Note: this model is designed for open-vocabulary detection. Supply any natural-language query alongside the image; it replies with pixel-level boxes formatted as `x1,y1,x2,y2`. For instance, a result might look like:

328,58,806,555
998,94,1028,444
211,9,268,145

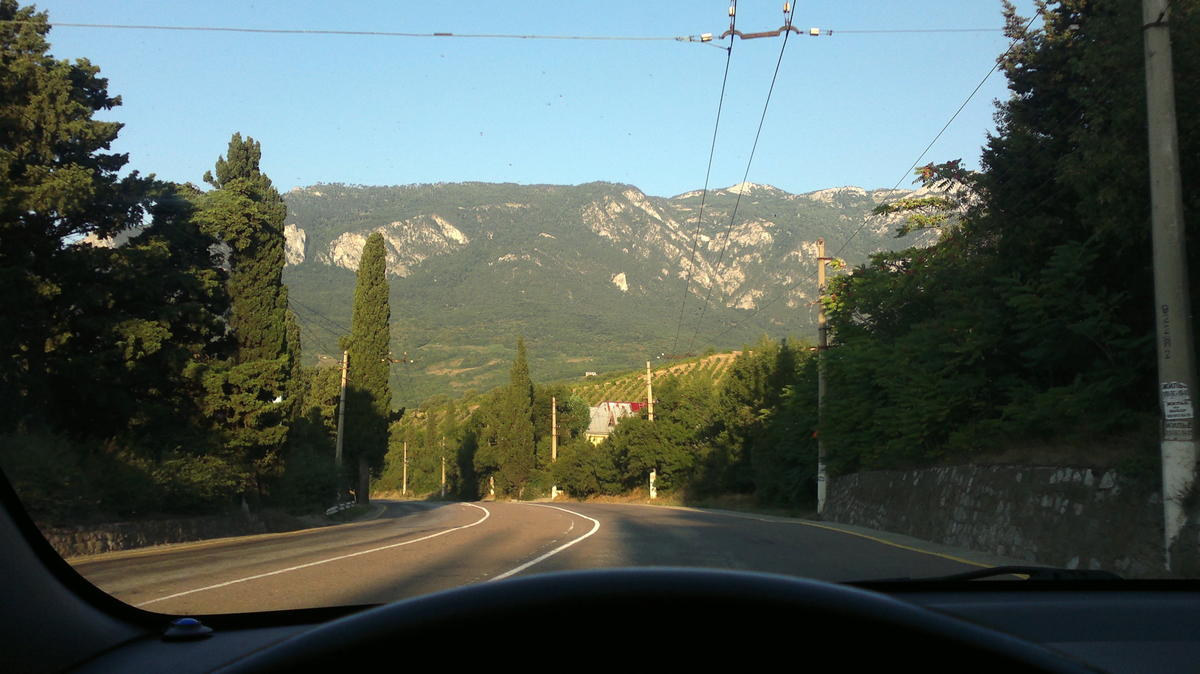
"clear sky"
32,1,1039,198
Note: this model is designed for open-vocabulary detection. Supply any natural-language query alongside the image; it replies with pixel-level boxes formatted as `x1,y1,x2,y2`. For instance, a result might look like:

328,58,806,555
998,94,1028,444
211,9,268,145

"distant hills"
281,180,924,408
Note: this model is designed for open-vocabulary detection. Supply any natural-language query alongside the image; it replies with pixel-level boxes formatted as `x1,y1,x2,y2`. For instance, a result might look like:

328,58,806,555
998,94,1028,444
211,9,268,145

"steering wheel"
217,568,1094,673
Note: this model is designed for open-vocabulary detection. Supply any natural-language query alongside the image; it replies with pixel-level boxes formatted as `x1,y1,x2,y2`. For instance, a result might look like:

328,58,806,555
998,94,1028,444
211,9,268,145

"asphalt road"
71,500,1026,614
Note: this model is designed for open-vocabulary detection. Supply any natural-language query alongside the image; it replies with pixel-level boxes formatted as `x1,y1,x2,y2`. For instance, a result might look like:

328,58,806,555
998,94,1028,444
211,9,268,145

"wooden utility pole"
646,362,654,422
335,350,349,501
440,439,446,499
1144,0,1198,570
816,239,829,515
402,441,408,498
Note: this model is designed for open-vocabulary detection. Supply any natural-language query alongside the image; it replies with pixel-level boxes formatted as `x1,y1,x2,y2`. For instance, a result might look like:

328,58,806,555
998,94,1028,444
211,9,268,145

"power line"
15,20,712,43
669,7,737,358
9,19,1006,40
686,8,794,355
292,312,340,357
694,10,1044,353
830,28,1003,34
287,296,351,336
826,9,1042,263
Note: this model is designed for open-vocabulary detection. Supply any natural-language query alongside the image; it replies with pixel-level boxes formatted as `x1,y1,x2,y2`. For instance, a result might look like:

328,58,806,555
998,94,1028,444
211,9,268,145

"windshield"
2,0,1195,615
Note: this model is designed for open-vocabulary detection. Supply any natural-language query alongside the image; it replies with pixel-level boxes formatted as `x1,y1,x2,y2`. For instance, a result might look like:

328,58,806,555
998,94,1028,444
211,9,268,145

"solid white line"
135,503,491,607
489,504,600,582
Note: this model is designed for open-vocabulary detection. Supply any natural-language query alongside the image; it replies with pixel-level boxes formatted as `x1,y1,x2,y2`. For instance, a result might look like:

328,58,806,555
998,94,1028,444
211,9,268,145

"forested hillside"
281,181,918,408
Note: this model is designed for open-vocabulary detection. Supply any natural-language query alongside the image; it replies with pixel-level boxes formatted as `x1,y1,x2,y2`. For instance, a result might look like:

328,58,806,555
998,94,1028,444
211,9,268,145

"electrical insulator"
809,27,820,36
701,33,713,42
729,1,736,17
783,3,791,12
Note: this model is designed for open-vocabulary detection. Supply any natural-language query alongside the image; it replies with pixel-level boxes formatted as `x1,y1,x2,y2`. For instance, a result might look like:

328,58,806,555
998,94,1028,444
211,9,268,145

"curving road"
71,500,1025,614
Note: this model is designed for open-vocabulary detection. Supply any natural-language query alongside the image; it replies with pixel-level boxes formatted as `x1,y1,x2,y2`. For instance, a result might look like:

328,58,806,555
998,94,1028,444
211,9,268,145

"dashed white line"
136,503,492,607
490,504,600,582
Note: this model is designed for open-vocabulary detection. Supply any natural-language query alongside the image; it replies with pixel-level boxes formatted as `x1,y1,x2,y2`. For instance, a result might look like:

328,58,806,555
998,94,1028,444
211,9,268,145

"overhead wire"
694,9,1044,353
17,20,1008,40
686,3,794,356
669,2,737,359
15,20,712,44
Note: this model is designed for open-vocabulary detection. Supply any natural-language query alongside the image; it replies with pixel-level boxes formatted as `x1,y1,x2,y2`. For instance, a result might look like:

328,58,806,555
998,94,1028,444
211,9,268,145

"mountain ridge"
280,180,922,407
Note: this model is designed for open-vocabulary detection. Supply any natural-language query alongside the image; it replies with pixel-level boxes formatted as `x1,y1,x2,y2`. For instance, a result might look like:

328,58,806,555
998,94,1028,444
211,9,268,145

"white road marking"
490,504,600,582
136,503,491,607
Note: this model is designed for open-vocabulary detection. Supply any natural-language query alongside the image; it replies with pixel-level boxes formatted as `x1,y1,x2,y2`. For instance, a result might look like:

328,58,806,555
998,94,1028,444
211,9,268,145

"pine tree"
342,232,392,504
0,1,153,429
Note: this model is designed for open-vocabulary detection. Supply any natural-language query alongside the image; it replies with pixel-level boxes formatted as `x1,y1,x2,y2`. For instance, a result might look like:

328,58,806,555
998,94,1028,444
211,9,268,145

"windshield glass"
2,0,1196,615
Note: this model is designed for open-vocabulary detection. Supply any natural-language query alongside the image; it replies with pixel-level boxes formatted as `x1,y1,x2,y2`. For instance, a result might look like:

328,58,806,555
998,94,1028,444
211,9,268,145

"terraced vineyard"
572,352,740,405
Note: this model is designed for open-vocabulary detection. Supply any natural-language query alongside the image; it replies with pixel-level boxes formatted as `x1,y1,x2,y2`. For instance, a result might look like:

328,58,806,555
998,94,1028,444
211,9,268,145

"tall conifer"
342,232,392,503
194,134,300,504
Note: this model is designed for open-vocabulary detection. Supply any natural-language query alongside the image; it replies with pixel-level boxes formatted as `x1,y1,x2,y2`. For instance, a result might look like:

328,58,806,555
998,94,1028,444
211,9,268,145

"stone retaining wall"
824,465,1166,578
39,512,305,559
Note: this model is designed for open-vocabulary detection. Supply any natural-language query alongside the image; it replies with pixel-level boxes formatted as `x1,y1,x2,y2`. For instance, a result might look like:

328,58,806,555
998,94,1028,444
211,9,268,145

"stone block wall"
39,512,301,558
823,465,1166,577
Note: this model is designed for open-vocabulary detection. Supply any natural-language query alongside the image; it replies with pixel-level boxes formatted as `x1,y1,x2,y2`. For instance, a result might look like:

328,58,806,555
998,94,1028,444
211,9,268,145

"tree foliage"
820,0,1197,474
341,232,392,500
0,1,154,430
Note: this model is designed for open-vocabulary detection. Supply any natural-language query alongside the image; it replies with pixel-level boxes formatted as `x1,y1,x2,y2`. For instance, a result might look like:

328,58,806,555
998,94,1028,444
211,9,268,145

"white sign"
1162,382,1195,420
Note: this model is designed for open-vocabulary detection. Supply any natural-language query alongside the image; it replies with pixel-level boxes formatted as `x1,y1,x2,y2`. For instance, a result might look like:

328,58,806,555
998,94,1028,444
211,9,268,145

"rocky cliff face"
280,180,932,403
317,214,470,277
284,180,924,313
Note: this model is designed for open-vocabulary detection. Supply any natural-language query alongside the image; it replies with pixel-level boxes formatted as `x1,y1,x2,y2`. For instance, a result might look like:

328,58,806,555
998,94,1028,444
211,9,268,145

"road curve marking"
489,504,600,582
135,503,492,607
652,505,991,569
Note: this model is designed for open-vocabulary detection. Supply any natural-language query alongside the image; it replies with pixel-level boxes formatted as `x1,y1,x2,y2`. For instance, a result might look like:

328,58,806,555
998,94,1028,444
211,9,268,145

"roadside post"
1144,0,1198,570
816,239,830,514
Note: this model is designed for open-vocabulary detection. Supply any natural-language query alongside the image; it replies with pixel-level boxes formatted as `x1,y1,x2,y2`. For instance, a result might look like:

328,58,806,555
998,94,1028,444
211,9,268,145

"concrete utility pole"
646,362,654,422
551,396,558,500
335,350,349,501
816,239,830,514
402,441,407,498
1144,0,1198,570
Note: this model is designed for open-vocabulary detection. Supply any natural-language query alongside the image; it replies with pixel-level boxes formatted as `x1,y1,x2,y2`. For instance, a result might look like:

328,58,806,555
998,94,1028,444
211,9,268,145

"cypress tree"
511,335,534,409
473,336,536,497
201,133,295,365
342,232,392,504
194,134,300,505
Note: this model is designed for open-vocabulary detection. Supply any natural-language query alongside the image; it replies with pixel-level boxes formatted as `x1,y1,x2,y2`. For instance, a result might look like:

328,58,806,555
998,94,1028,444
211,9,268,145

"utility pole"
551,396,558,500
402,441,407,498
335,350,349,502
646,362,654,422
1144,0,1197,570
816,239,829,515
440,439,446,499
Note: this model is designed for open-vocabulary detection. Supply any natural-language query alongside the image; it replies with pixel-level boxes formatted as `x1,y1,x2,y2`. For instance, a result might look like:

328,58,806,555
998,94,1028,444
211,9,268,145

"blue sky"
35,1,1039,198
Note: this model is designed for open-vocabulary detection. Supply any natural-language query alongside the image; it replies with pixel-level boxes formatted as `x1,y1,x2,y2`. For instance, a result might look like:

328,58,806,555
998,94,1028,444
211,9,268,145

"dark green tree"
341,232,392,504
0,1,153,430
193,134,300,505
200,133,296,364
473,337,536,497
820,0,1200,474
